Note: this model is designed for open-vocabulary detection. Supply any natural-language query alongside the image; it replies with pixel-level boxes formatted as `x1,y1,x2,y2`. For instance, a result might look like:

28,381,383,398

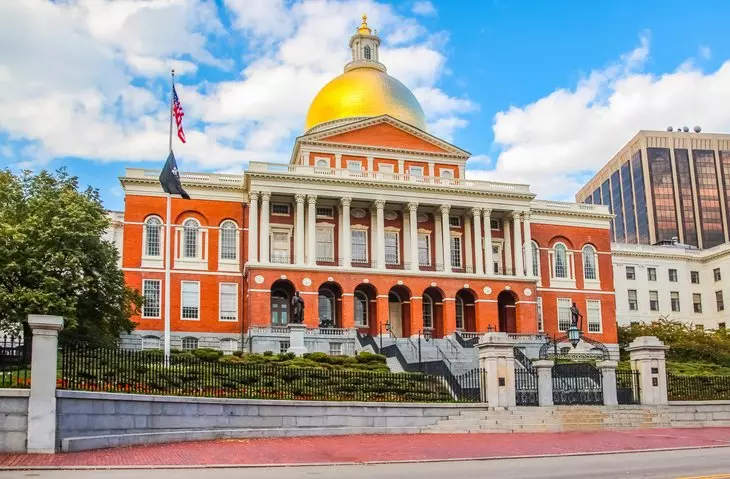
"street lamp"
567,324,581,348
418,329,432,371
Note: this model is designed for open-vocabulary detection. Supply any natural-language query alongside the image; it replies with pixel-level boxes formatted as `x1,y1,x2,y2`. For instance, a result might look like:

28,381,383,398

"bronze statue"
570,302,583,329
291,291,305,324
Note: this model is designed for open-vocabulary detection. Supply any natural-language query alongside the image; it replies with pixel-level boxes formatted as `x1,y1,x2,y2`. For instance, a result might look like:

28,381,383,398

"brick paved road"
2,428,730,468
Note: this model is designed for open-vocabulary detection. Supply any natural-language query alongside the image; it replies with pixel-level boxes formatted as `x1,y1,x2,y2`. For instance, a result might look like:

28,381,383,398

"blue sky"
2,0,730,211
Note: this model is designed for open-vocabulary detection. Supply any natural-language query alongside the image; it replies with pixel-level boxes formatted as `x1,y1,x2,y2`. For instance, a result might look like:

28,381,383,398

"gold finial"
357,13,372,35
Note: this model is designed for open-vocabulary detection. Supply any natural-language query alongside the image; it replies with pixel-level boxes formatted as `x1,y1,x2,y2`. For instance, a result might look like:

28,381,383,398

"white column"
440,204,451,273
408,202,419,271
483,209,493,275
598,360,619,406
513,211,523,277
375,199,386,269
465,214,473,273
503,217,512,275
294,194,305,265
370,207,377,266
27,315,63,453
472,208,484,275
306,195,317,265
434,212,444,269
403,207,411,268
428,163,435,177
247,191,259,263
259,192,271,264
367,156,374,171
397,159,405,174
341,197,352,267
523,212,533,277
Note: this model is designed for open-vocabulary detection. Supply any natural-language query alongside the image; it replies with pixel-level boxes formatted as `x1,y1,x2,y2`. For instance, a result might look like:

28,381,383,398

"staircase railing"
513,346,536,373
454,331,479,348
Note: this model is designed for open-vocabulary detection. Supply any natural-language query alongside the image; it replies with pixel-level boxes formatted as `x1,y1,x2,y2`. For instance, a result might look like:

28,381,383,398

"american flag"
172,84,186,144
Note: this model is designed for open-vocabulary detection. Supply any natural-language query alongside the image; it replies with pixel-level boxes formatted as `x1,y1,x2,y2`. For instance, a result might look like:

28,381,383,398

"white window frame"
670,291,680,312
647,267,657,281
316,206,334,219
220,338,238,354
182,218,200,259
669,269,678,282
440,169,454,179
536,297,544,332
418,233,431,266
626,266,636,280
271,203,291,216
455,296,464,330
450,234,462,268
693,293,702,314
142,335,161,350
141,279,162,319
586,299,602,333
142,215,163,260
354,291,369,327
717,290,725,312
182,337,198,351
582,244,599,288
649,290,659,312
449,216,461,228
270,226,292,264
315,224,335,262
691,271,700,284
218,220,239,271
628,289,638,311
219,282,238,322
181,280,200,321
531,241,540,279
318,289,336,325
329,342,343,356
175,217,208,270
315,157,330,168
384,230,400,265
549,242,575,288
351,228,369,263
557,298,571,332
347,160,362,171
422,293,434,330
408,165,424,176
715,268,722,282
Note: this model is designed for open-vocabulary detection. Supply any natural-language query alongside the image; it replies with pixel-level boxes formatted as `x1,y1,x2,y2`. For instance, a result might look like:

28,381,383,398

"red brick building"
119,17,617,355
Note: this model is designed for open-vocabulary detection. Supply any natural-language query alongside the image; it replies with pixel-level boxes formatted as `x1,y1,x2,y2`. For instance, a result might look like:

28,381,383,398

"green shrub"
192,348,224,361
232,350,243,357
263,351,274,357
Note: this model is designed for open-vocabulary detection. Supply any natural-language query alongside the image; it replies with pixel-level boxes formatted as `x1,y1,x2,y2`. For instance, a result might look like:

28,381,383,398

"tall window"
691,271,700,284
628,290,638,311
450,236,462,268
182,337,198,351
626,266,636,280
531,242,540,277
716,290,725,312
144,217,162,257
647,148,679,242
670,291,680,312
271,290,289,325
418,234,431,266
384,232,399,265
351,230,368,263
649,291,659,311
142,280,161,318
714,268,722,282
582,245,597,280
669,269,678,282
316,227,334,262
422,294,433,329
557,298,571,331
354,291,368,326
648,267,657,281
586,299,602,333
554,243,567,278
694,150,724,247
220,221,237,260
181,281,200,320
363,45,371,59
271,231,290,263
455,296,464,330
219,283,237,321
183,219,199,258
693,293,703,313
318,289,335,326
536,297,544,332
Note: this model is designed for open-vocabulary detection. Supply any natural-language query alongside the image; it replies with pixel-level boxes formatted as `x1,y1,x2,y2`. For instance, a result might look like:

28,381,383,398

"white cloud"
412,1,436,16
472,34,730,200
700,45,712,60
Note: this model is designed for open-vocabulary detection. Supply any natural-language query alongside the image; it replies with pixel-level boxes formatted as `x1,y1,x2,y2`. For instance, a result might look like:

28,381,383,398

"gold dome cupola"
304,15,427,133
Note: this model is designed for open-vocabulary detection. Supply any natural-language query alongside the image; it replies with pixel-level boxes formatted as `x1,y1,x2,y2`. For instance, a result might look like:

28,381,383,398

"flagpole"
164,69,175,362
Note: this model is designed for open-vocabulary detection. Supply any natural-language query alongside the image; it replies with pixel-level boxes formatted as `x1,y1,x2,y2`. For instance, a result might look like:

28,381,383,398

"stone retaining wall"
0,389,29,453
668,401,730,427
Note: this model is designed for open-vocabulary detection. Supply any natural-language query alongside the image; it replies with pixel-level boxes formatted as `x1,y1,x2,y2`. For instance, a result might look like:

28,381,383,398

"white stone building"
613,241,730,329
103,210,124,267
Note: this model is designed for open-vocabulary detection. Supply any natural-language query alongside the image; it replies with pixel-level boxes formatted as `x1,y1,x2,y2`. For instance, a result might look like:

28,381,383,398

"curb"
2,443,729,471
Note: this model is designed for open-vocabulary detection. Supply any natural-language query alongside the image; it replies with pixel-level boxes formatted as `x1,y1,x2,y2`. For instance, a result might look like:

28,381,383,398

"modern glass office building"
577,130,730,249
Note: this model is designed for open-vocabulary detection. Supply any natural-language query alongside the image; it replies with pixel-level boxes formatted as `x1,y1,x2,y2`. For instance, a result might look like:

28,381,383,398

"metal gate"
552,362,603,405
616,369,641,404
515,368,539,406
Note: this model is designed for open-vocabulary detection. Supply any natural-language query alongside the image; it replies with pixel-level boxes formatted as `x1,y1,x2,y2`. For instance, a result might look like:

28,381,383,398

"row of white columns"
247,192,533,277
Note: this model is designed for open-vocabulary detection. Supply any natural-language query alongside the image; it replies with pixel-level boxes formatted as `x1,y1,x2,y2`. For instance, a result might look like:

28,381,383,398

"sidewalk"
2,428,730,469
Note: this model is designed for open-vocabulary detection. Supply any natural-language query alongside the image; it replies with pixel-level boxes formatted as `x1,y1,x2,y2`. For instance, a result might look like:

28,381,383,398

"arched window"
142,335,160,350
531,241,540,277
364,45,371,60
554,243,568,278
183,218,199,258
441,169,454,179
583,245,597,280
318,289,335,326
316,159,329,168
144,216,162,257
271,290,289,325
182,337,198,351
455,296,464,330
220,220,237,260
354,291,368,326
422,294,433,330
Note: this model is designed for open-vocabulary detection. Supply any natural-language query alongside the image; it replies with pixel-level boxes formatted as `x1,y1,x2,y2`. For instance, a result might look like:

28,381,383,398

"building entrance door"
388,302,403,337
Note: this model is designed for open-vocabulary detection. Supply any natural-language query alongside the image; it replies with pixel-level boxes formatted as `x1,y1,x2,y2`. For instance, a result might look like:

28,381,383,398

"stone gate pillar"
597,360,619,406
26,315,64,454
533,360,554,406
626,336,669,405
476,332,517,408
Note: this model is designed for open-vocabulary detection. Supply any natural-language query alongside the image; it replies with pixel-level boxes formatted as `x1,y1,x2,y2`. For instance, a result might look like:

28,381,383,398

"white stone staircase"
425,406,672,434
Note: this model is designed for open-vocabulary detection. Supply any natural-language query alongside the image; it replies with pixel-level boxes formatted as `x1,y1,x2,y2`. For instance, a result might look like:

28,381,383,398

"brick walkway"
2,428,730,468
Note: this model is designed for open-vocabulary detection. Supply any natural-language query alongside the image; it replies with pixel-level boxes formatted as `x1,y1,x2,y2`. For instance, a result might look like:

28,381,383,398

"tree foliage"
0,168,141,345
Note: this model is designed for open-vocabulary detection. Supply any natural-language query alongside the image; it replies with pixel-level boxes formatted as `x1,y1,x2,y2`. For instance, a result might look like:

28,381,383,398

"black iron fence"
515,368,539,406
552,362,603,405
0,335,30,388
667,374,730,401
616,369,640,404
59,345,488,403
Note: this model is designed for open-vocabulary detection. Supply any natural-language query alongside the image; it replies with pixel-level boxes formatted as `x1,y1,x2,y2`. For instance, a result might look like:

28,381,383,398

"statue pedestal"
287,323,308,357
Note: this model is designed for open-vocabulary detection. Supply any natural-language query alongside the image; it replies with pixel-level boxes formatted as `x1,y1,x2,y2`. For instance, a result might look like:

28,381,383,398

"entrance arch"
423,286,444,338
497,290,518,333
318,282,342,328
456,288,477,332
387,285,411,337
354,283,378,335
270,279,295,326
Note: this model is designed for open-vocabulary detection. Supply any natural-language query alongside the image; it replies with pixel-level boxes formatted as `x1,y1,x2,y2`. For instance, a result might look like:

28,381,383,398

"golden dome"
305,67,427,132
357,14,371,35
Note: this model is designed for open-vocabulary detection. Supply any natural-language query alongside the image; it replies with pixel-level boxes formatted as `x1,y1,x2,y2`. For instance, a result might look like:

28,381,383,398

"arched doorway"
354,283,378,335
456,289,477,332
270,279,295,326
423,286,444,337
318,282,342,327
498,290,518,333
387,285,411,337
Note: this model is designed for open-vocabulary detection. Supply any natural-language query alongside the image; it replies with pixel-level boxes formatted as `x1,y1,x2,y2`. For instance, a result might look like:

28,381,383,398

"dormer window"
364,45,371,60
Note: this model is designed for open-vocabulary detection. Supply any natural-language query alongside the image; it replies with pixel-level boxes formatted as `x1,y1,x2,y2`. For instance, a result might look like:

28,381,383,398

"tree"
0,168,141,346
